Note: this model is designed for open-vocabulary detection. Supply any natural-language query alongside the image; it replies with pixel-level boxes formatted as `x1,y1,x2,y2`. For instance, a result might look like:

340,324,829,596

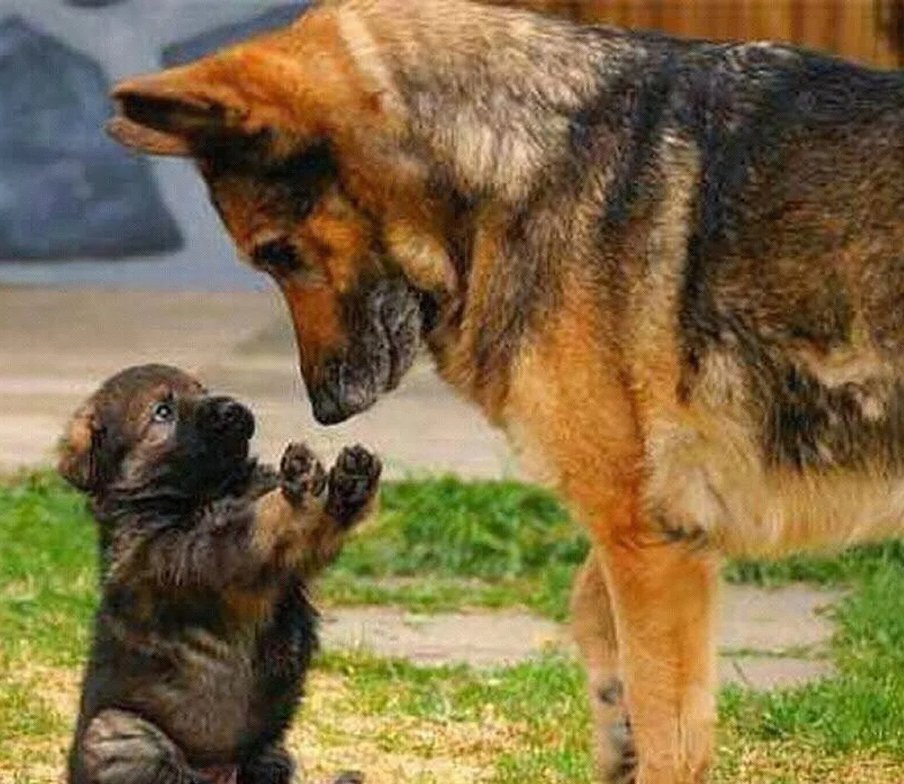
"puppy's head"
58,365,255,503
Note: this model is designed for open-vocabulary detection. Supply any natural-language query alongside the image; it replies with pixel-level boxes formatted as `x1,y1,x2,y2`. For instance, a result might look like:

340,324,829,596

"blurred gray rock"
0,16,182,259
163,3,310,66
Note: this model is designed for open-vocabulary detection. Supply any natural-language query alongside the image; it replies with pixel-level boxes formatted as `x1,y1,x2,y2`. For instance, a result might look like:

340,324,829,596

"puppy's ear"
58,402,101,492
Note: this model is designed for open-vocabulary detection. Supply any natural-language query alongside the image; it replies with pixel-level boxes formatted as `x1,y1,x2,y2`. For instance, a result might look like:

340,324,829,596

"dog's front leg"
597,513,720,784
73,709,208,784
249,442,330,573
253,443,380,580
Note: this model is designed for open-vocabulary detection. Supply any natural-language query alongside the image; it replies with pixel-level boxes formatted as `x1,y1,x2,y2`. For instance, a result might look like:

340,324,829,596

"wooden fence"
498,1,904,68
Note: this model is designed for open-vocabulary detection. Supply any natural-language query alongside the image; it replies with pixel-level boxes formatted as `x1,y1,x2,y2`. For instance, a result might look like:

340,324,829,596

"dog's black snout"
198,397,255,441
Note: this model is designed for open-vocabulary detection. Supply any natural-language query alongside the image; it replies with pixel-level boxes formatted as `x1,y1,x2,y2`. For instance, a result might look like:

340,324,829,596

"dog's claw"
279,442,327,505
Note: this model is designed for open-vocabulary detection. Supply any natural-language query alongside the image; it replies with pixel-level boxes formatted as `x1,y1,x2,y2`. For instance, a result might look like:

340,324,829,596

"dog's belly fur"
642,335,904,557
134,630,258,760
646,408,904,558
77,583,314,771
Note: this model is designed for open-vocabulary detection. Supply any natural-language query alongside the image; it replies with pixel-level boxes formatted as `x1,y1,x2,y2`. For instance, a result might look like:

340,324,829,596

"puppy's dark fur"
59,364,381,784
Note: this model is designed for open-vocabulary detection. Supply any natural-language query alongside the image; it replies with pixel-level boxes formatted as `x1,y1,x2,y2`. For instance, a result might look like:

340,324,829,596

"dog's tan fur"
108,2,904,781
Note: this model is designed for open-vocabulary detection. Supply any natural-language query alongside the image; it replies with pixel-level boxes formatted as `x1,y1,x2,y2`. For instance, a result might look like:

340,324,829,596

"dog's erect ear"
107,59,254,157
58,402,101,492
108,7,396,161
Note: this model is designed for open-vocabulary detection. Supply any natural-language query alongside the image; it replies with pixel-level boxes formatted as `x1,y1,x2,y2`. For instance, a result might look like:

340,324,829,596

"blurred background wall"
0,1,311,290
1,0,902,291
513,1,904,68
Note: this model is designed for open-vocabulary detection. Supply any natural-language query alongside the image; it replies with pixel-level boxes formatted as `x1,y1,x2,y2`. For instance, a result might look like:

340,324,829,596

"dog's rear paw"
326,445,382,527
280,442,327,506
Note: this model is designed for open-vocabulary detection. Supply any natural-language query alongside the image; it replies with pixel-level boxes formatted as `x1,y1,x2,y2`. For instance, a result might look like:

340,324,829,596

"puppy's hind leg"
74,709,206,784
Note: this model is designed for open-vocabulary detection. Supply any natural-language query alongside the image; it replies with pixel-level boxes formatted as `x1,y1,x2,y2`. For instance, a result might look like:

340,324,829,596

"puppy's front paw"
326,445,382,527
280,443,327,507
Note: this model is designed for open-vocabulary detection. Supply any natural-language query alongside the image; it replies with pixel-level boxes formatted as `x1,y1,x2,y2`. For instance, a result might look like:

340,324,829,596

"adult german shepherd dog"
107,1,904,781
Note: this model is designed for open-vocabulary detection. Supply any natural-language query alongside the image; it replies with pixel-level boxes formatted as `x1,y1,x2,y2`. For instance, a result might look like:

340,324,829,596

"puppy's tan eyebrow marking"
149,384,173,402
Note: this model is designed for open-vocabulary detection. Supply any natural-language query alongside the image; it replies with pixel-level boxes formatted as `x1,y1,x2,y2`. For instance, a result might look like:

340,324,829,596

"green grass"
725,540,904,587
720,562,904,757
0,473,97,666
3,469,902,634
2,471,904,781
317,650,592,783
322,476,583,618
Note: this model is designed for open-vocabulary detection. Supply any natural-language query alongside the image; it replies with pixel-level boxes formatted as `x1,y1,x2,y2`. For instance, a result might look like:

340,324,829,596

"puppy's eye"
151,402,176,423
253,240,300,274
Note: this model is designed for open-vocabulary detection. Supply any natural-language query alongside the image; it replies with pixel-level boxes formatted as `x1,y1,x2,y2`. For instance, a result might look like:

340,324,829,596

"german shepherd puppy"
59,364,380,784
107,2,904,781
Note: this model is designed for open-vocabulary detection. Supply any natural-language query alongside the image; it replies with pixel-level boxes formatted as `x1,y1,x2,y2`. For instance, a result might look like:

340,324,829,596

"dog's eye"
253,240,299,274
151,402,176,423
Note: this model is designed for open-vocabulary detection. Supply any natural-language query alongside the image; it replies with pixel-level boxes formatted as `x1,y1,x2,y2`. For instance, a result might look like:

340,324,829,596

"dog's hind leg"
75,709,208,784
572,550,637,784
599,525,720,784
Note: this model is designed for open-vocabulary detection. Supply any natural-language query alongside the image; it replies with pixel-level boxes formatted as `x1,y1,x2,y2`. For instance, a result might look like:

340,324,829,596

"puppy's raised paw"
280,443,327,507
326,445,382,527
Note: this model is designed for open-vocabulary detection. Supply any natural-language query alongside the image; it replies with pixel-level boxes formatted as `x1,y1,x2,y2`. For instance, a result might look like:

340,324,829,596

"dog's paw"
326,445,382,527
279,442,327,506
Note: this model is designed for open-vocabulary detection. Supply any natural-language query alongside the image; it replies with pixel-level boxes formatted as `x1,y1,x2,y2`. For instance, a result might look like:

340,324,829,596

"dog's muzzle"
197,397,255,443
308,278,423,425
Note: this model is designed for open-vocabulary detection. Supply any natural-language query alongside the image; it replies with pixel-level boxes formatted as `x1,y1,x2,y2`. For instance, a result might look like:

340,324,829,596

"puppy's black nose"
198,397,255,442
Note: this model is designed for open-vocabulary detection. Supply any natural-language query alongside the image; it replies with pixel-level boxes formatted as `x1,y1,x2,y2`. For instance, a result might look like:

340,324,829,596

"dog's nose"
309,386,349,426
198,397,255,441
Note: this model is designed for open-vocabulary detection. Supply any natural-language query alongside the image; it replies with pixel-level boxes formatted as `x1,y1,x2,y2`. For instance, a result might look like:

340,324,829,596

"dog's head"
106,7,463,424
58,365,255,503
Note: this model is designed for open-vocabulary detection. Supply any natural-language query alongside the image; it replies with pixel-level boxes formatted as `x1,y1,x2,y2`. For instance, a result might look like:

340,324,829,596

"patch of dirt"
720,584,842,654
288,672,506,784
715,739,904,784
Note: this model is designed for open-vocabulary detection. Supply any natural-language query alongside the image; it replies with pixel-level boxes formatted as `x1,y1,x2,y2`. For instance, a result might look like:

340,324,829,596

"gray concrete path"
320,585,841,689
